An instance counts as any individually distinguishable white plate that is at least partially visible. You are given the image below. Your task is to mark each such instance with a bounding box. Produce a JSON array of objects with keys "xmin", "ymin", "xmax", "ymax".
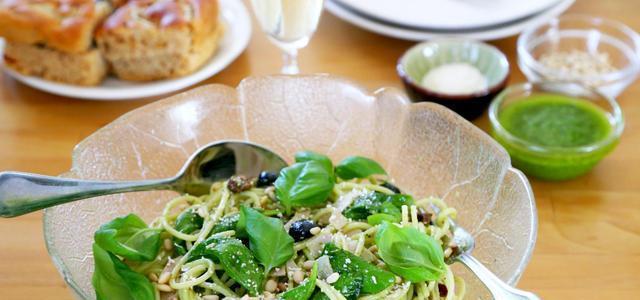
[
  {"xmin": 0, "ymin": 0, "xmax": 251, "ymax": 100},
  {"xmin": 335, "ymin": 0, "xmax": 561, "ymax": 30},
  {"xmin": 326, "ymin": 0, "xmax": 574, "ymax": 41}
]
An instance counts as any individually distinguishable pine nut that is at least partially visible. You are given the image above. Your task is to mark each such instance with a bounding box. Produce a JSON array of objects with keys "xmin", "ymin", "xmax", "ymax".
[
  {"xmin": 326, "ymin": 272, "xmax": 340, "ymax": 284},
  {"xmin": 156, "ymin": 284, "xmax": 173, "ymax": 292},
  {"xmin": 163, "ymin": 239, "xmax": 173, "ymax": 251},
  {"xmin": 302, "ymin": 260, "xmax": 315, "ymax": 270},
  {"xmin": 293, "ymin": 270, "xmax": 305, "ymax": 284},
  {"xmin": 158, "ymin": 272, "xmax": 171, "ymax": 284},
  {"xmin": 265, "ymin": 279, "xmax": 278, "ymax": 292}
]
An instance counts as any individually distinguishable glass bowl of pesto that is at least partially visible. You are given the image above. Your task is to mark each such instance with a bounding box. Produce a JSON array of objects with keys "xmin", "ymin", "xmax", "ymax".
[
  {"xmin": 43, "ymin": 75, "xmax": 537, "ymax": 300},
  {"xmin": 489, "ymin": 81, "xmax": 624, "ymax": 181}
]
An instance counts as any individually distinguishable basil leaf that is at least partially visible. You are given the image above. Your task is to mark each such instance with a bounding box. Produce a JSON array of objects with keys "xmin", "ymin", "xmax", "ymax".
[
  {"xmin": 188, "ymin": 237, "xmax": 264, "ymax": 296},
  {"xmin": 311, "ymin": 291, "xmax": 328, "ymax": 300},
  {"xmin": 173, "ymin": 242, "xmax": 187, "ymax": 257},
  {"xmin": 307, "ymin": 275, "xmax": 362, "ymax": 300},
  {"xmin": 344, "ymin": 192, "xmax": 414, "ymax": 221},
  {"xmin": 280, "ymin": 262, "xmax": 318, "ymax": 300},
  {"xmin": 92, "ymin": 243, "xmax": 155, "ymax": 300},
  {"xmin": 375, "ymin": 222, "xmax": 446, "ymax": 282},
  {"xmin": 323, "ymin": 243, "xmax": 395, "ymax": 295},
  {"xmin": 174, "ymin": 209, "xmax": 204, "ymax": 233},
  {"xmin": 335, "ymin": 156, "xmax": 386, "ymax": 180},
  {"xmin": 295, "ymin": 150, "xmax": 334, "ymax": 176},
  {"xmin": 275, "ymin": 161, "xmax": 334, "ymax": 214},
  {"xmin": 240, "ymin": 206, "xmax": 294, "ymax": 274},
  {"xmin": 367, "ymin": 213, "xmax": 400, "ymax": 225},
  {"xmin": 172, "ymin": 209, "xmax": 204, "ymax": 256},
  {"xmin": 332, "ymin": 275, "xmax": 363, "ymax": 300},
  {"xmin": 94, "ymin": 214, "xmax": 162, "ymax": 261},
  {"xmin": 212, "ymin": 213, "xmax": 239, "ymax": 234}
]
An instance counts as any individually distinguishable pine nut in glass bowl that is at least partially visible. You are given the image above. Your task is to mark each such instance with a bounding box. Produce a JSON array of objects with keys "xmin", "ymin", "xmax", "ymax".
[
  {"xmin": 517, "ymin": 15, "xmax": 640, "ymax": 98},
  {"xmin": 489, "ymin": 81, "xmax": 624, "ymax": 181}
]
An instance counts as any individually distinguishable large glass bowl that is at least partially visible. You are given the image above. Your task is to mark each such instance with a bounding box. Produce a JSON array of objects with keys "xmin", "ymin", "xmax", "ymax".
[{"xmin": 43, "ymin": 75, "xmax": 537, "ymax": 299}]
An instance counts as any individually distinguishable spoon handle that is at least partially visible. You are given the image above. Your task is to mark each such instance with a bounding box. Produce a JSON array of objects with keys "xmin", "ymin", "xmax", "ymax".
[
  {"xmin": 0, "ymin": 172, "xmax": 174, "ymax": 218},
  {"xmin": 458, "ymin": 253, "xmax": 541, "ymax": 300}
]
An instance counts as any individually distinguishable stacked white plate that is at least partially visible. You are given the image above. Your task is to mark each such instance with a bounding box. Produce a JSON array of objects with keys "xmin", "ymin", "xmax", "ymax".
[{"xmin": 325, "ymin": 0, "xmax": 575, "ymax": 41}]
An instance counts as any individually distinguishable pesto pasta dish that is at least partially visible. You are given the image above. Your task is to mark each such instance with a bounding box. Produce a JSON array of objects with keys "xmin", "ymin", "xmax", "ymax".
[{"xmin": 91, "ymin": 151, "xmax": 466, "ymax": 300}]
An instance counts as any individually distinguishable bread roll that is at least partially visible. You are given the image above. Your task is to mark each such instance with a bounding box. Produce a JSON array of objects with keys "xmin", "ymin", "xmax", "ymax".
[
  {"xmin": 96, "ymin": 0, "xmax": 222, "ymax": 81},
  {"xmin": 3, "ymin": 41, "xmax": 107, "ymax": 86}
]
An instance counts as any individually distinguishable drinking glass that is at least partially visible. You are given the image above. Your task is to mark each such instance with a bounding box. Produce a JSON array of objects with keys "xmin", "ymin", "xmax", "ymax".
[{"xmin": 250, "ymin": 0, "xmax": 324, "ymax": 74}]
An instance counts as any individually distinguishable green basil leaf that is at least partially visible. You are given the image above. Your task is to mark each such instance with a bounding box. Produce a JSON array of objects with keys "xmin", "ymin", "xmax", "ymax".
[
  {"xmin": 343, "ymin": 192, "xmax": 414, "ymax": 221},
  {"xmin": 172, "ymin": 209, "xmax": 204, "ymax": 256},
  {"xmin": 173, "ymin": 242, "xmax": 187, "ymax": 257},
  {"xmin": 236, "ymin": 208, "xmax": 282, "ymax": 238},
  {"xmin": 174, "ymin": 209, "xmax": 204, "ymax": 234},
  {"xmin": 332, "ymin": 275, "xmax": 363, "ymax": 300},
  {"xmin": 92, "ymin": 243, "xmax": 155, "ymax": 300},
  {"xmin": 188, "ymin": 237, "xmax": 264, "ymax": 296},
  {"xmin": 375, "ymin": 222, "xmax": 445, "ymax": 282},
  {"xmin": 367, "ymin": 213, "xmax": 400, "ymax": 225},
  {"xmin": 275, "ymin": 161, "xmax": 334, "ymax": 214},
  {"xmin": 335, "ymin": 156, "xmax": 386, "ymax": 180},
  {"xmin": 311, "ymin": 291, "xmax": 329, "ymax": 300},
  {"xmin": 212, "ymin": 213, "xmax": 239, "ymax": 234},
  {"xmin": 295, "ymin": 150, "xmax": 334, "ymax": 177},
  {"xmin": 94, "ymin": 214, "xmax": 162, "ymax": 261},
  {"xmin": 240, "ymin": 206, "xmax": 294, "ymax": 274},
  {"xmin": 323, "ymin": 243, "xmax": 395, "ymax": 295},
  {"xmin": 280, "ymin": 262, "xmax": 318, "ymax": 300}
]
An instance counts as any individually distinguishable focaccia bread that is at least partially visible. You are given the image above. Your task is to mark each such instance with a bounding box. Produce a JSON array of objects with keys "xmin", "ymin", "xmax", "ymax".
[
  {"xmin": 0, "ymin": 0, "xmax": 112, "ymax": 53},
  {"xmin": 4, "ymin": 41, "xmax": 107, "ymax": 85},
  {"xmin": 96, "ymin": 0, "xmax": 221, "ymax": 81}
]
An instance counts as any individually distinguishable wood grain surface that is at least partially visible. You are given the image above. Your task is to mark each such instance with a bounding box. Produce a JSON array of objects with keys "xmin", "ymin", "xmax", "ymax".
[{"xmin": 0, "ymin": 1, "xmax": 639, "ymax": 299}]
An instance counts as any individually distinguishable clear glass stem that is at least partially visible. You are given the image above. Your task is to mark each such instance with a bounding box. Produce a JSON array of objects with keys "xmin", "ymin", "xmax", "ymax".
[{"xmin": 281, "ymin": 48, "xmax": 300, "ymax": 75}]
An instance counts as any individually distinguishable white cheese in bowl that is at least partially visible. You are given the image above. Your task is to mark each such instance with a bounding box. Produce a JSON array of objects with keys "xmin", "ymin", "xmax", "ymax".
[{"xmin": 421, "ymin": 63, "xmax": 488, "ymax": 95}]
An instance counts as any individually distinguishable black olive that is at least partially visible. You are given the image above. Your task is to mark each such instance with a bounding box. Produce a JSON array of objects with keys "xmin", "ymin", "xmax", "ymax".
[
  {"xmin": 288, "ymin": 219, "xmax": 317, "ymax": 242},
  {"xmin": 438, "ymin": 283, "xmax": 448, "ymax": 296},
  {"xmin": 416, "ymin": 209, "xmax": 433, "ymax": 225},
  {"xmin": 257, "ymin": 171, "xmax": 278, "ymax": 187},
  {"xmin": 381, "ymin": 181, "xmax": 401, "ymax": 194}
]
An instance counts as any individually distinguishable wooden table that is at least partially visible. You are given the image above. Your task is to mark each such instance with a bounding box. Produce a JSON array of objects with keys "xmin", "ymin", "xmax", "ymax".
[{"xmin": 1, "ymin": 1, "xmax": 639, "ymax": 299}]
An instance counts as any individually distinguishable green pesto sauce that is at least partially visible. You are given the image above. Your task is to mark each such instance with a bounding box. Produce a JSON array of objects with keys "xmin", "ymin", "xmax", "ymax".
[
  {"xmin": 499, "ymin": 94, "xmax": 612, "ymax": 147},
  {"xmin": 493, "ymin": 93, "xmax": 618, "ymax": 181}
]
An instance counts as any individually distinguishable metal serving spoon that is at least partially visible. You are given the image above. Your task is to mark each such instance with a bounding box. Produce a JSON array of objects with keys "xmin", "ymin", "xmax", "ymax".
[
  {"xmin": 449, "ymin": 220, "xmax": 541, "ymax": 299},
  {"xmin": 0, "ymin": 141, "xmax": 288, "ymax": 218}
]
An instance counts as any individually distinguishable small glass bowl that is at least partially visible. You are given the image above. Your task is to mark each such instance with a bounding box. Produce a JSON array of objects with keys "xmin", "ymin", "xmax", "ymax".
[
  {"xmin": 489, "ymin": 82, "xmax": 624, "ymax": 181},
  {"xmin": 398, "ymin": 39, "xmax": 510, "ymax": 120},
  {"xmin": 518, "ymin": 15, "xmax": 640, "ymax": 98}
]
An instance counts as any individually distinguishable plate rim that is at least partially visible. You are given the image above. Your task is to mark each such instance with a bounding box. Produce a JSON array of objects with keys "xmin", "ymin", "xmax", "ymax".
[
  {"xmin": 333, "ymin": 0, "xmax": 562, "ymax": 30},
  {"xmin": 325, "ymin": 0, "xmax": 575, "ymax": 41},
  {"xmin": 0, "ymin": 0, "xmax": 252, "ymax": 101}
]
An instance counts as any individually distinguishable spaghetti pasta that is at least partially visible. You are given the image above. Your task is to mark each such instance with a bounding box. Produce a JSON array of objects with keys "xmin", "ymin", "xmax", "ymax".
[{"xmin": 93, "ymin": 154, "xmax": 466, "ymax": 300}]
